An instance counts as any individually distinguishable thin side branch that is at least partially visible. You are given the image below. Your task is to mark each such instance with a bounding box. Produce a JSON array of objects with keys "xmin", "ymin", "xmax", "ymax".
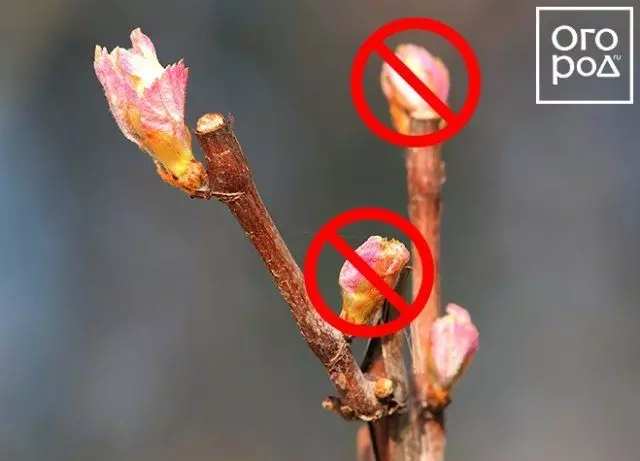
[
  {"xmin": 194, "ymin": 113, "xmax": 392, "ymax": 421},
  {"xmin": 405, "ymin": 117, "xmax": 446, "ymax": 460}
]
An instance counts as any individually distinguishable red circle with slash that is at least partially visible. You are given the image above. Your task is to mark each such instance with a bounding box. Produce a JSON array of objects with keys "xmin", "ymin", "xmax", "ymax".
[
  {"xmin": 351, "ymin": 17, "xmax": 481, "ymax": 147},
  {"xmin": 304, "ymin": 208, "xmax": 434, "ymax": 338}
]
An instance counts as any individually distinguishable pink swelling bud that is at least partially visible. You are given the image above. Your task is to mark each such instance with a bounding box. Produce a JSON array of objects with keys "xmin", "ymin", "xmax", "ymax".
[
  {"xmin": 380, "ymin": 44, "xmax": 450, "ymax": 134},
  {"xmin": 94, "ymin": 28, "xmax": 208, "ymax": 196},
  {"xmin": 429, "ymin": 304, "xmax": 479, "ymax": 392},
  {"xmin": 338, "ymin": 236, "xmax": 410, "ymax": 326}
]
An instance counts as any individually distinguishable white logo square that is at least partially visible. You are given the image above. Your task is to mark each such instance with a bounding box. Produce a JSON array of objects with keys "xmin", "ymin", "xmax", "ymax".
[{"xmin": 536, "ymin": 6, "xmax": 633, "ymax": 104}]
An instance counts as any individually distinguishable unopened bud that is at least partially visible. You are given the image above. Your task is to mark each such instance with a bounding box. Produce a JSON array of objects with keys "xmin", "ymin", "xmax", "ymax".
[
  {"xmin": 429, "ymin": 304, "xmax": 479, "ymax": 392},
  {"xmin": 374, "ymin": 378, "xmax": 394, "ymax": 400},
  {"xmin": 380, "ymin": 43, "xmax": 450, "ymax": 134},
  {"xmin": 339, "ymin": 236, "xmax": 410, "ymax": 325}
]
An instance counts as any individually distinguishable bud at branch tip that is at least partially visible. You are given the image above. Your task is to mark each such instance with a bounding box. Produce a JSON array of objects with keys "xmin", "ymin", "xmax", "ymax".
[
  {"xmin": 94, "ymin": 28, "xmax": 209, "ymax": 196},
  {"xmin": 380, "ymin": 43, "xmax": 450, "ymax": 134}
]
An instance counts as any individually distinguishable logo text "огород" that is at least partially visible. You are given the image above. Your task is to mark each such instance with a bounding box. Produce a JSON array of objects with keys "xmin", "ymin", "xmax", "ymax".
[{"xmin": 536, "ymin": 7, "xmax": 633, "ymax": 105}]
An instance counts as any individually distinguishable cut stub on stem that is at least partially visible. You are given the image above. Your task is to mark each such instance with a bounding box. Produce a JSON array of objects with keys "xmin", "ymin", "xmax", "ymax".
[{"xmin": 321, "ymin": 385, "xmax": 402, "ymax": 422}]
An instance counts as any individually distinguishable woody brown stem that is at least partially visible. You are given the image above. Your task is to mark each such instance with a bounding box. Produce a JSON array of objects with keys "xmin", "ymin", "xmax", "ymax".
[
  {"xmin": 194, "ymin": 113, "xmax": 391, "ymax": 421},
  {"xmin": 379, "ymin": 332, "xmax": 420, "ymax": 461},
  {"xmin": 363, "ymin": 330, "xmax": 416, "ymax": 461},
  {"xmin": 406, "ymin": 117, "xmax": 446, "ymax": 460},
  {"xmin": 365, "ymin": 273, "xmax": 419, "ymax": 461},
  {"xmin": 357, "ymin": 425, "xmax": 376, "ymax": 461}
]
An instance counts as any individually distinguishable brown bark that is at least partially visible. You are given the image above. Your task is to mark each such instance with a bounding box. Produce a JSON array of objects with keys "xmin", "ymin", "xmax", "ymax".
[
  {"xmin": 405, "ymin": 117, "xmax": 446, "ymax": 461},
  {"xmin": 378, "ymin": 331, "xmax": 419, "ymax": 461},
  {"xmin": 350, "ymin": 267, "xmax": 418, "ymax": 461},
  {"xmin": 357, "ymin": 425, "xmax": 376, "ymax": 461},
  {"xmin": 194, "ymin": 113, "xmax": 394, "ymax": 421},
  {"xmin": 363, "ymin": 324, "xmax": 417, "ymax": 461}
]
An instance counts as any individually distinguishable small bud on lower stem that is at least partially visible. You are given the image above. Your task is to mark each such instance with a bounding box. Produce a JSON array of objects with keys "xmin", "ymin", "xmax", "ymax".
[
  {"xmin": 374, "ymin": 378, "xmax": 394, "ymax": 400},
  {"xmin": 429, "ymin": 304, "xmax": 479, "ymax": 396}
]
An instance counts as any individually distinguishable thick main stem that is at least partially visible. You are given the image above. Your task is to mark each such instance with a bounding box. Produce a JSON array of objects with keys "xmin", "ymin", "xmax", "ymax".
[
  {"xmin": 406, "ymin": 117, "xmax": 446, "ymax": 461},
  {"xmin": 194, "ymin": 113, "xmax": 388, "ymax": 421}
]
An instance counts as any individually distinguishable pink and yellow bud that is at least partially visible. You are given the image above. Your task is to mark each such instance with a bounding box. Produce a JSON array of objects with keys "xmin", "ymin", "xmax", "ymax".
[
  {"xmin": 338, "ymin": 236, "xmax": 410, "ymax": 326},
  {"xmin": 94, "ymin": 28, "xmax": 208, "ymax": 196},
  {"xmin": 380, "ymin": 44, "xmax": 450, "ymax": 134},
  {"xmin": 429, "ymin": 304, "xmax": 479, "ymax": 393}
]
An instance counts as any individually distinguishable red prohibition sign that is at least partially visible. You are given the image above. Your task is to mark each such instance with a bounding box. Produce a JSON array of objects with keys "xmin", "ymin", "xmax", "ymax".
[
  {"xmin": 304, "ymin": 208, "xmax": 434, "ymax": 338},
  {"xmin": 351, "ymin": 17, "xmax": 482, "ymax": 147}
]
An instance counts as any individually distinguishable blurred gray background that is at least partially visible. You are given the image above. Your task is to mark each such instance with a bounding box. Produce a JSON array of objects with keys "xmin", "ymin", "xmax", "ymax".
[{"xmin": 1, "ymin": 0, "xmax": 639, "ymax": 460}]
